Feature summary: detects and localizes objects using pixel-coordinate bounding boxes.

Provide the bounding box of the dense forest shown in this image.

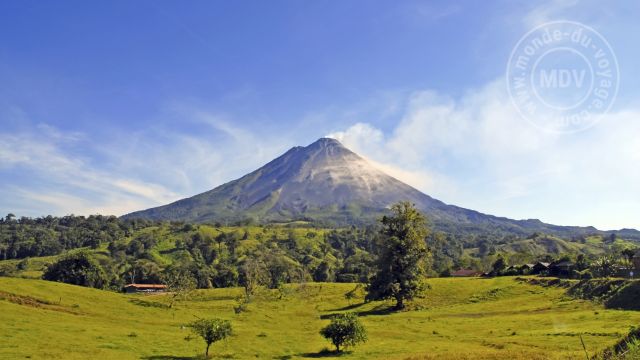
[0,213,637,292]
[0,213,153,260]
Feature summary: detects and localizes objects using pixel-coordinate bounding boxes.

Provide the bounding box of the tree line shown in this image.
[1,208,637,292]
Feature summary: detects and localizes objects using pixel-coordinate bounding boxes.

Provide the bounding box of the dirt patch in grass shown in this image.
[0,290,83,315]
[468,287,507,303]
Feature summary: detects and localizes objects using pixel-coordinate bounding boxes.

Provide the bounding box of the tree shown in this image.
[162,266,196,308]
[320,312,367,352]
[239,256,269,297]
[366,202,430,310]
[313,260,335,282]
[622,248,637,269]
[188,318,232,358]
[491,255,506,276]
[124,259,163,284]
[592,255,616,278]
[212,262,239,288]
[42,251,108,289]
[575,254,590,271]
[4,213,15,223]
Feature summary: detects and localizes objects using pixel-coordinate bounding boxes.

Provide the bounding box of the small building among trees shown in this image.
[548,261,574,277]
[520,264,534,273]
[124,283,167,293]
[531,262,550,275]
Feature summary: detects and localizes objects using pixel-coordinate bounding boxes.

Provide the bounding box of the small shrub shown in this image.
[187,318,232,357]
[17,258,30,271]
[320,312,367,352]
[233,293,252,314]
[0,263,18,277]
[234,300,248,314]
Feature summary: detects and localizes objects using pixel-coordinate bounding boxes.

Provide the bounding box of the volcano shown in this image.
[123,138,639,239]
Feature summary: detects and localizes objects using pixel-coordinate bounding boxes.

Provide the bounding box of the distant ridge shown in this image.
[123,138,640,239]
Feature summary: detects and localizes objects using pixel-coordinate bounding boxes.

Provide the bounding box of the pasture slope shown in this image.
[1,276,639,360]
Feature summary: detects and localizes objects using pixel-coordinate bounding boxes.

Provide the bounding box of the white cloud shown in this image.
[327,122,384,153]
[329,80,640,230]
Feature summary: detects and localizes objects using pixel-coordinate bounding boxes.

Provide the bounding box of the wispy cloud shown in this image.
[0,105,295,217]
[0,125,181,216]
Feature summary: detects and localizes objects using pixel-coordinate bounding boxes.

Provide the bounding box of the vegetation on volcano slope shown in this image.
[1,276,640,359]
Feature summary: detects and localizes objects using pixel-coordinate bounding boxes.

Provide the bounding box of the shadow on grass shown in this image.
[355,305,397,316]
[326,302,365,312]
[320,304,396,319]
[141,356,198,360]
[296,349,352,358]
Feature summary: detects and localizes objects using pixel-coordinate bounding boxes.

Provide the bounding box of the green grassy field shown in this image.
[1,276,639,359]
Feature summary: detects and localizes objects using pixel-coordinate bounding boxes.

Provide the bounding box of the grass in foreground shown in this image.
[1,276,639,359]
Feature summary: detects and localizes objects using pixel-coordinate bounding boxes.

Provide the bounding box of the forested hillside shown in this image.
[1,214,637,291]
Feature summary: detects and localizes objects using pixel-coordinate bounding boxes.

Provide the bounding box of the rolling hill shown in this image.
[2,276,639,359]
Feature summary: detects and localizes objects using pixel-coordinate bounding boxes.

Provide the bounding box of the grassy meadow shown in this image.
[1,276,639,359]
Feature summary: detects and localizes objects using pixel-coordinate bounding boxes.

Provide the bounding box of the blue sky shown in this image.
[1,0,639,230]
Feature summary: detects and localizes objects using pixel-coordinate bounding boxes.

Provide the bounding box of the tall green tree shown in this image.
[491,255,506,276]
[366,202,430,310]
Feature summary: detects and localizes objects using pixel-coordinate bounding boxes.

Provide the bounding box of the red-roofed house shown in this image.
[451,269,483,277]
[124,284,167,293]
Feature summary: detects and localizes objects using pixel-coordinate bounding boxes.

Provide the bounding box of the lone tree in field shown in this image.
[366,201,430,310]
[188,318,232,358]
[162,266,197,308]
[320,312,367,353]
